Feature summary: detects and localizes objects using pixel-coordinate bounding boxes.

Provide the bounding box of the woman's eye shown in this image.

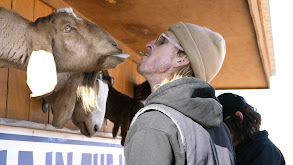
[64,25,72,33]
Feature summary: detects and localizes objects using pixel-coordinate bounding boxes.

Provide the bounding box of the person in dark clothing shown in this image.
[217,93,285,165]
[124,22,234,165]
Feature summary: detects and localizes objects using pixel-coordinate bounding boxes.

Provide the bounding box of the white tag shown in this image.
[26,50,57,97]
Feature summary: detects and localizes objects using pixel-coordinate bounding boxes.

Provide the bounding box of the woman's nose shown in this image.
[146,40,156,50]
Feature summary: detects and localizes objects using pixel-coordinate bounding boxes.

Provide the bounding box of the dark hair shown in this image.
[224,103,261,143]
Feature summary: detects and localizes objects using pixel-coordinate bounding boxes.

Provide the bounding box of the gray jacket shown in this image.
[124,77,234,165]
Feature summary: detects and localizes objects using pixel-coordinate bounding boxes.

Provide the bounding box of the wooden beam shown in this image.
[41,0,142,64]
[260,0,275,75]
[248,0,272,87]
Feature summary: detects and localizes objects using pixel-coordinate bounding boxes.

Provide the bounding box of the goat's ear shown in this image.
[26,50,57,97]
[51,73,82,128]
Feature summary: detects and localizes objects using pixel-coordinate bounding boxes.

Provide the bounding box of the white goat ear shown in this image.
[26,50,57,97]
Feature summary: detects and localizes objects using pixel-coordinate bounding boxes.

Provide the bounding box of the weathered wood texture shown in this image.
[0,0,12,120]
[0,0,145,135]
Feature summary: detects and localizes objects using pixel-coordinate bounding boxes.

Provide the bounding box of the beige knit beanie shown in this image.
[168,22,226,82]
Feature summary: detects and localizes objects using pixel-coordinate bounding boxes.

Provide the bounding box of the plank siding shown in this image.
[0,0,12,120]
[0,0,11,8]
[0,69,8,118]
[110,64,126,94]
[6,0,34,121]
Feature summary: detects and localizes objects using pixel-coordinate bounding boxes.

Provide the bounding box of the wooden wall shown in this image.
[0,0,145,134]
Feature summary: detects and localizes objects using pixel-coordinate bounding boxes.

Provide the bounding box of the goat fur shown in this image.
[105,84,144,146]
[134,80,151,103]
[0,7,125,71]
[0,7,127,96]
[43,71,108,136]
[60,70,145,143]
[43,71,146,141]
[43,72,103,129]
[99,71,144,145]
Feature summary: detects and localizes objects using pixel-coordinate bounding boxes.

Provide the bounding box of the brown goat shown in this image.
[42,71,106,131]
[0,7,128,96]
[1,7,129,135]
[134,80,151,104]
[105,85,144,146]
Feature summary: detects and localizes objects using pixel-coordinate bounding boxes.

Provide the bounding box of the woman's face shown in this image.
[137,31,181,77]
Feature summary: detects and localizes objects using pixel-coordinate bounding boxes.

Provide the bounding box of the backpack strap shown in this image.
[130,104,187,150]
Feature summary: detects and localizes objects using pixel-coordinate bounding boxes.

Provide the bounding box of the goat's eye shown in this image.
[64,25,72,33]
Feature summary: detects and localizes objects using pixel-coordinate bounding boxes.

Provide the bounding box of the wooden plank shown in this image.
[260,0,275,75]
[6,0,34,120]
[6,69,30,120]
[0,0,11,120]
[12,0,34,20]
[112,63,126,94]
[0,0,11,8]
[28,0,53,124]
[29,97,48,123]
[0,69,8,118]
[248,0,270,88]
[34,0,53,21]
[124,59,135,97]
[41,0,72,10]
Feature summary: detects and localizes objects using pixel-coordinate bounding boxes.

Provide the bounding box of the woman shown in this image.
[217,93,285,165]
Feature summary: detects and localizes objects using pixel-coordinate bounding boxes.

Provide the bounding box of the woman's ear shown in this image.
[175,54,189,67]
[235,111,243,120]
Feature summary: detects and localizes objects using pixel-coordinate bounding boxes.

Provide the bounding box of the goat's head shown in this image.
[46,71,107,132]
[33,8,127,72]
[27,8,129,97]
[71,79,108,136]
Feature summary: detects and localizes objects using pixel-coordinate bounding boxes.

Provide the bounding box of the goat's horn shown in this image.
[26,50,57,97]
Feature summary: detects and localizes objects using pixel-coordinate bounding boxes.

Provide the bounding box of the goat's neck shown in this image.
[0,8,33,71]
